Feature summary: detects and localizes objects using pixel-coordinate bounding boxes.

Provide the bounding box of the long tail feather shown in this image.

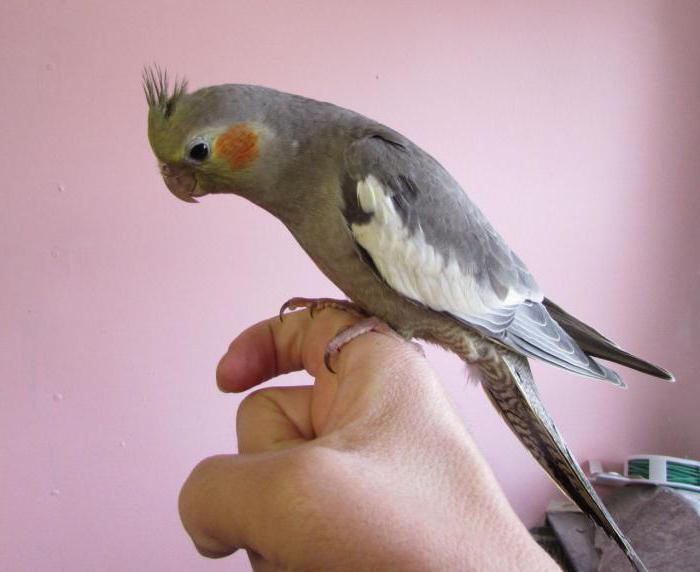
[543,297,674,381]
[477,349,648,572]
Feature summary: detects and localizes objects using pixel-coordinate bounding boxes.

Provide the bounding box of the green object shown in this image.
[667,461,700,486]
[628,459,650,479]
[626,455,700,492]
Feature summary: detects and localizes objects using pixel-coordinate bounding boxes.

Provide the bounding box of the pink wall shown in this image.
[2,1,698,570]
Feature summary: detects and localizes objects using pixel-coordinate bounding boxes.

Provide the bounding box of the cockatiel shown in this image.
[144,67,673,571]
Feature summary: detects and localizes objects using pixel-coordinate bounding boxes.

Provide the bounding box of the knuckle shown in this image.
[178,456,219,524]
[178,456,235,558]
[192,538,233,559]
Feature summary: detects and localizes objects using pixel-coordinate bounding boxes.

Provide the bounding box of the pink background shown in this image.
[2,1,698,570]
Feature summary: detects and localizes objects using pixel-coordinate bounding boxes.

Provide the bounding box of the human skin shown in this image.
[178,309,559,571]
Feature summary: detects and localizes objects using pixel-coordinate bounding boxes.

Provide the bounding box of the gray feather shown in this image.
[481,350,647,571]
[503,301,624,385]
[543,298,674,381]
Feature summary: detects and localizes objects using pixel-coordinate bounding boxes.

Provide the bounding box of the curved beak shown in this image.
[159,163,204,203]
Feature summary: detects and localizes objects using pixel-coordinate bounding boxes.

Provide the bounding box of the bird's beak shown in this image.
[159,163,205,204]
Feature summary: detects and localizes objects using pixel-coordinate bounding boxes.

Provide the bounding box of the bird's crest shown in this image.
[142,65,188,118]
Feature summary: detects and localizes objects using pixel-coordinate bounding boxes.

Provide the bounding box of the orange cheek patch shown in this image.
[214,124,259,169]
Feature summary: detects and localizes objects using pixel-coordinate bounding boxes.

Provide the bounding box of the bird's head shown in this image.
[143,67,280,205]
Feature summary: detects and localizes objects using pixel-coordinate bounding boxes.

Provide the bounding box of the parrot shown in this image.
[144,67,673,571]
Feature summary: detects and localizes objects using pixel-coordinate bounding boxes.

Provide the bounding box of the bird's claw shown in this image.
[278,297,367,322]
[277,298,422,373]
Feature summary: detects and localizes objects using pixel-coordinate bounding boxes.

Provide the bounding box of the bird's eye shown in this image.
[188,142,209,162]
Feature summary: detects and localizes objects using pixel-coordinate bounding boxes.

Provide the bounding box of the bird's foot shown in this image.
[324,317,425,373]
[279,297,367,322]
[278,297,423,372]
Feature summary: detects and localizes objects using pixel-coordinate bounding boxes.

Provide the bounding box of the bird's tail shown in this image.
[476,348,648,572]
[543,297,674,381]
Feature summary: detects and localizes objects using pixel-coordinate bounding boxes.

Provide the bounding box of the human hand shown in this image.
[179,309,557,571]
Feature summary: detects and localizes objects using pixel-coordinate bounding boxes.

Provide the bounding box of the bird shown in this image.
[143,66,673,571]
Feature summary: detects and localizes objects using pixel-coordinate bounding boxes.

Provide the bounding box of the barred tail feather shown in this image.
[477,350,648,572]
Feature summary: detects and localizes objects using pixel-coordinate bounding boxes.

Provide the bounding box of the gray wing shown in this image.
[544,297,674,381]
[342,134,622,384]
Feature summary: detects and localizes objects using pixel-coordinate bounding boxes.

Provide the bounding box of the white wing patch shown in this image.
[351,175,526,323]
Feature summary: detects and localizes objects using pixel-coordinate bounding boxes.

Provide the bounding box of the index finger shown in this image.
[216,308,359,393]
